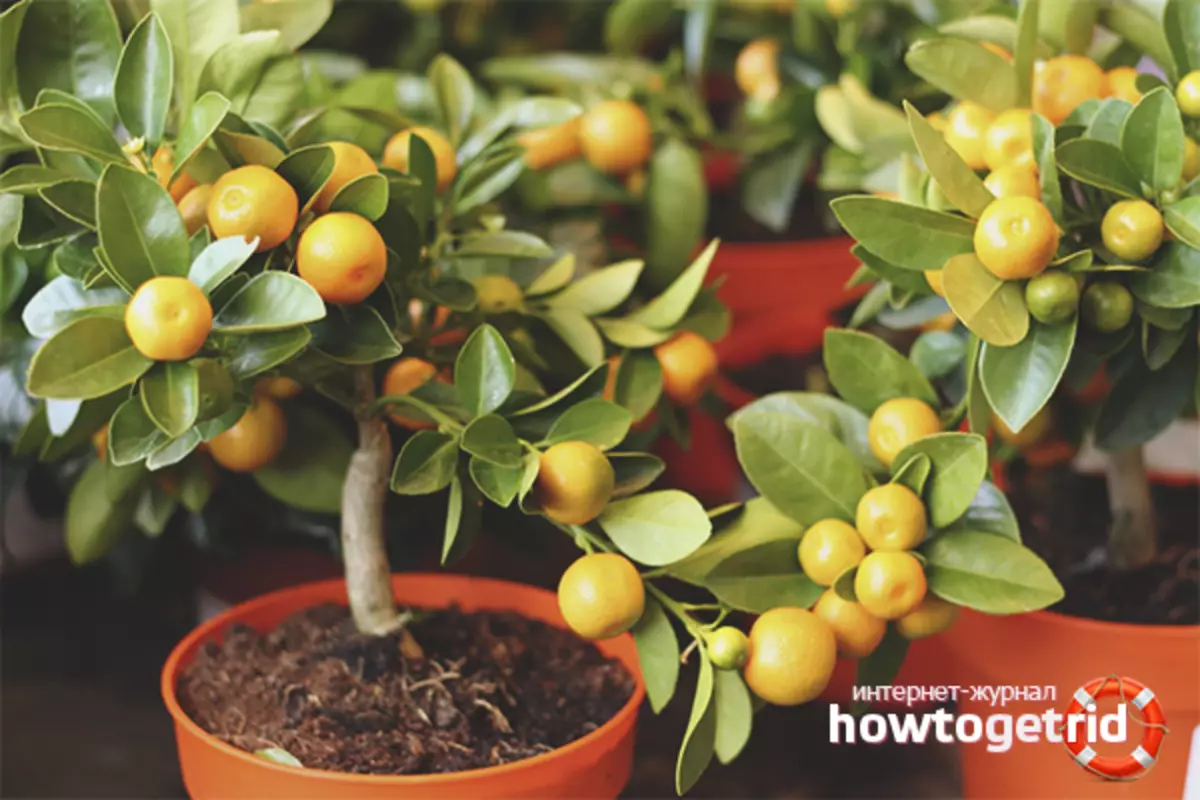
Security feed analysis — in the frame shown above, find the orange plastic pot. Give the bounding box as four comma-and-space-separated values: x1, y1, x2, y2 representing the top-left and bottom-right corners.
943, 609, 1200, 798
162, 575, 645, 799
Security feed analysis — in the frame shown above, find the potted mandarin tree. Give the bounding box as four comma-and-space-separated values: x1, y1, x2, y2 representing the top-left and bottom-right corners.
832, 1, 1199, 795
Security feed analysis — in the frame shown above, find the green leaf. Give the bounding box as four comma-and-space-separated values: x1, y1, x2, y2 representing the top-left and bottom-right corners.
27, 316, 153, 399
726, 391, 881, 473
980, 317, 1076, 432
428, 54, 474, 145
831, 197, 975, 273
108, 398, 166, 466
943, 480, 1020, 542
943, 253, 1030, 347
254, 747, 303, 768
18, 105, 125, 164
151, 0, 239, 117
39, 180, 96, 228
823, 329, 938, 413
713, 669, 753, 765
904, 38, 1017, 112
310, 305, 401, 364
610, 452, 666, 498
539, 308, 605, 367
198, 31, 282, 113
646, 139, 708, 289
682, 0, 716, 79
114, 13, 173, 147
1094, 349, 1196, 451
468, 456, 522, 507
455, 147, 525, 217
455, 325, 515, 418
546, 259, 643, 316
213, 128, 285, 169
891, 453, 932, 496
1131, 241, 1200, 308
732, 411, 871, 525
629, 238, 718, 330
213, 272, 325, 332
542, 398, 631, 451
456, 230, 551, 258
851, 628, 910, 714
275, 143, 334, 213
1164, 0, 1200, 77
1164, 197, 1200, 251
1084, 99, 1132, 147
923, 530, 1064, 613
16, 0, 122, 123
187, 235, 257, 294
390, 430, 459, 495
140, 361, 198, 438
599, 490, 712, 567
594, 317, 673, 348
894, 433, 988, 528
239, 0, 331, 50
97, 164, 189, 287
172, 91, 232, 182
0, 165, 69, 194
614, 349, 663, 422
442, 470, 483, 566
17, 195, 84, 249
134, 482, 178, 536
526, 253, 575, 296
145, 428, 202, 470
1121, 87, 1184, 195
328, 172, 388, 221
631, 596, 678, 714
223, 328, 311, 379
904, 102, 992, 218
910, 331, 967, 380
253, 405, 352, 514
21, 276, 126, 338
192, 358, 233, 421
461, 414, 522, 468
676, 656, 716, 796
605, 0, 674, 54
1012, 0, 1039, 107
742, 139, 813, 234
1055, 139, 1142, 198
66, 460, 136, 565
704, 538, 824, 613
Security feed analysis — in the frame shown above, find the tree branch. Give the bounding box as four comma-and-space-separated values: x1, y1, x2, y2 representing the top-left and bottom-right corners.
1105, 446, 1157, 570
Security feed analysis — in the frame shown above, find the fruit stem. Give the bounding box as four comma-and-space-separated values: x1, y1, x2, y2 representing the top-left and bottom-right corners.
1104, 446, 1158, 570
342, 365, 404, 636
644, 581, 704, 637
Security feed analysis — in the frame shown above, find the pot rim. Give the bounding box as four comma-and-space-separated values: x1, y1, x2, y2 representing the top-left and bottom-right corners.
161, 574, 646, 786
983, 607, 1199, 638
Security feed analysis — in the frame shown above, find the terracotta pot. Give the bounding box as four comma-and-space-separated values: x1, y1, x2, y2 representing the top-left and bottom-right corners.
943, 609, 1200, 798
162, 575, 645, 799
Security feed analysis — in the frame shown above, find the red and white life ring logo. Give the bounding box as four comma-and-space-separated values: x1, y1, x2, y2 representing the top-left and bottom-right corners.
1062, 676, 1170, 781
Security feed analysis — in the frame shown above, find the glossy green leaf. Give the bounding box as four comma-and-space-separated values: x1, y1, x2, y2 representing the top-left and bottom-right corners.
239, 0, 330, 49
631, 596, 678, 714
27, 316, 152, 399
630, 238, 718, 330
187, 235, 257, 294
18, 105, 125, 164
97, 164, 189, 286
442, 470, 483, 566
455, 325, 515, 417
923, 530, 1063, 613
428, 54, 474, 145
39, 180, 96, 228
145, 428, 201, 470
328, 172, 388, 220
66, 460, 136, 565
390, 430, 459, 495
904, 102, 992, 218
0, 165, 69, 194
543, 397, 632, 450
732, 411, 871, 525
675, 656, 716, 796
910, 331, 967, 380
223, 327, 311, 379
943, 253, 1030, 347
108, 398, 166, 466
253, 405, 352, 514
539, 308, 605, 367
942, 481, 1020, 541
454, 149, 525, 216
213, 272, 325, 332
832, 565, 858, 602
704, 538, 824, 613
198, 31, 282, 112
605, 0, 674, 54
1164, 197, 1200, 251
151, 0, 239, 116
610, 452, 666, 498
254, 747, 303, 768
980, 317, 1076, 432
851, 629, 910, 714
893, 433, 988, 528
726, 391, 881, 473
21, 276, 126, 338
468, 456, 523, 508
742, 139, 813, 234
614, 349, 663, 422
140, 361, 198, 438
172, 92, 232, 181
646, 138, 707, 289
831, 197, 975, 273
526, 253, 575, 296
1164, 0, 1200, 77
192, 358, 233, 422
713, 669, 752, 766
310, 305, 401, 364
1130, 241, 1200, 308
461, 414, 522, 468
1012, 0, 1039, 106
600, 489, 712, 567
547, 259, 643, 316
1121, 87, 1184, 194
1094, 349, 1196, 451
114, 13, 173, 147
17, 195, 84, 249
1055, 139, 1142, 198
1084, 99, 1132, 147
275, 144, 335, 213
16, 0, 121, 123
905, 38, 1017, 112
594, 317, 673, 348
212, 128, 285, 169
823, 328, 938, 413
891, 453, 932, 496
456, 230, 551, 258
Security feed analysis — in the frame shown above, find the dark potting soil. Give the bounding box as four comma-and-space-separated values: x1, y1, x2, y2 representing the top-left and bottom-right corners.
1006, 462, 1199, 626
177, 604, 635, 775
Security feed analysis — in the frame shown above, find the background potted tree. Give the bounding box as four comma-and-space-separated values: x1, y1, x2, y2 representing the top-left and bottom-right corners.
831, 0, 1199, 795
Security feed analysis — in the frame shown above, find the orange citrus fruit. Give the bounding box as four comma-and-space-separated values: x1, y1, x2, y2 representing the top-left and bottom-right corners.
382, 126, 457, 192
207, 165, 298, 252
177, 183, 213, 237
798, 518, 866, 587
896, 595, 960, 639
855, 483, 928, 551
254, 376, 303, 400
743, 607, 837, 706
944, 102, 996, 170
813, 589, 886, 659
654, 331, 719, 406
992, 404, 1053, 449
1106, 66, 1141, 104
736, 38, 781, 100
92, 426, 108, 461
207, 398, 287, 473
973, 196, 1059, 279
854, 551, 927, 620
536, 441, 615, 525
984, 164, 1041, 200
924, 269, 944, 297
1185, 138, 1200, 182
518, 117, 583, 170
296, 212, 387, 305
1177, 70, 1200, 118
313, 141, 378, 214
1033, 55, 1106, 124
152, 145, 198, 202
983, 108, 1034, 172
124, 276, 212, 361
1101, 199, 1164, 263
557, 552, 644, 640
867, 397, 941, 468
580, 100, 653, 175
382, 357, 440, 429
